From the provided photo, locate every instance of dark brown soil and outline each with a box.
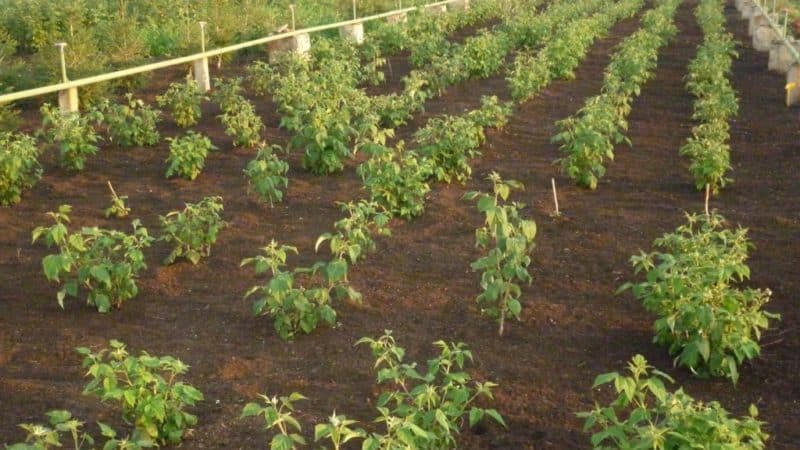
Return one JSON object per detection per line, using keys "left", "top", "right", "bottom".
{"left": 2, "top": 1, "right": 799, "bottom": 449}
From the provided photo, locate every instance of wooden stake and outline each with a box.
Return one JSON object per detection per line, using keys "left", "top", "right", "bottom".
{"left": 704, "top": 183, "right": 710, "bottom": 216}
{"left": 107, "top": 180, "right": 120, "bottom": 201}
{"left": 551, "top": 178, "right": 560, "bottom": 216}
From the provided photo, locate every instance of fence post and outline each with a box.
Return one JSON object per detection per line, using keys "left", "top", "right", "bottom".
{"left": 55, "top": 43, "right": 79, "bottom": 114}
{"left": 193, "top": 22, "right": 212, "bottom": 92}
{"left": 786, "top": 64, "right": 800, "bottom": 106}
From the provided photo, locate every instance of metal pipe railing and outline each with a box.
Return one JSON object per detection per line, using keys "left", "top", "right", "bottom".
{"left": 0, "top": 0, "right": 458, "bottom": 105}
{"left": 752, "top": 0, "right": 800, "bottom": 62}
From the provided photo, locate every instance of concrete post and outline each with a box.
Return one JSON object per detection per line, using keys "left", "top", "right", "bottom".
{"left": 58, "top": 88, "right": 79, "bottom": 114}
{"left": 55, "top": 43, "right": 79, "bottom": 113}
{"left": 749, "top": 13, "right": 769, "bottom": 36}
{"left": 268, "top": 33, "right": 311, "bottom": 63}
{"left": 193, "top": 22, "right": 211, "bottom": 92}
{"left": 753, "top": 25, "right": 777, "bottom": 52}
{"left": 386, "top": 12, "right": 408, "bottom": 24}
{"left": 450, "top": 0, "right": 470, "bottom": 10}
{"left": 742, "top": 3, "right": 757, "bottom": 19}
{"left": 425, "top": 4, "right": 447, "bottom": 14}
{"left": 786, "top": 64, "right": 800, "bottom": 106}
{"left": 340, "top": 22, "right": 365, "bottom": 44}
{"left": 767, "top": 41, "right": 799, "bottom": 73}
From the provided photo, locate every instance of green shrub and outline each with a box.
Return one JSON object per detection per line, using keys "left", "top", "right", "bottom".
{"left": 165, "top": 131, "right": 216, "bottom": 180}
{"left": 159, "top": 196, "right": 226, "bottom": 265}
{"left": 156, "top": 80, "right": 205, "bottom": 128}
{"left": 578, "top": 354, "right": 769, "bottom": 449}
{"left": 32, "top": 205, "right": 153, "bottom": 312}
{"left": 358, "top": 143, "right": 431, "bottom": 220}
{"left": 97, "top": 94, "right": 161, "bottom": 147}
{"left": 620, "top": 213, "right": 779, "bottom": 383}
{"left": 465, "top": 172, "right": 537, "bottom": 336}
{"left": 0, "top": 131, "right": 41, "bottom": 206}
{"left": 39, "top": 104, "right": 102, "bottom": 171}
{"left": 244, "top": 144, "right": 289, "bottom": 207}
{"left": 78, "top": 340, "right": 203, "bottom": 445}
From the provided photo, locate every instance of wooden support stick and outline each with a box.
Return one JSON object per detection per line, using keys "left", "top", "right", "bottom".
{"left": 551, "top": 178, "right": 560, "bottom": 217}
{"left": 705, "top": 183, "right": 710, "bottom": 216}
{"left": 107, "top": 181, "right": 120, "bottom": 201}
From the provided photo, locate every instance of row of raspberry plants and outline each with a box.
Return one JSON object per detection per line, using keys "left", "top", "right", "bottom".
{"left": 679, "top": 0, "right": 739, "bottom": 194}
{"left": 554, "top": 0, "right": 681, "bottom": 190}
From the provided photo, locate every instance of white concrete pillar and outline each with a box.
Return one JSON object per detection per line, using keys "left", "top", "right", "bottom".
{"left": 268, "top": 33, "right": 311, "bottom": 63}
{"left": 425, "top": 4, "right": 447, "bottom": 14}
{"left": 58, "top": 87, "right": 79, "bottom": 114}
{"left": 753, "top": 25, "right": 777, "bottom": 52}
{"left": 450, "top": 0, "right": 470, "bottom": 10}
{"left": 193, "top": 57, "right": 211, "bottom": 92}
{"left": 386, "top": 12, "right": 408, "bottom": 24}
{"left": 340, "top": 22, "right": 365, "bottom": 44}
{"left": 786, "top": 64, "right": 800, "bottom": 106}
{"left": 749, "top": 13, "right": 769, "bottom": 36}
{"left": 742, "top": 4, "right": 757, "bottom": 19}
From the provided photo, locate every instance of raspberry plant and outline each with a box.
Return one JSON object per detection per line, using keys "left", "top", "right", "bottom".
{"left": 242, "top": 332, "right": 505, "bottom": 449}
{"left": 620, "top": 213, "right": 779, "bottom": 383}
{"left": 358, "top": 332, "right": 506, "bottom": 449}
{"left": 77, "top": 340, "right": 203, "bottom": 445}
{"left": 165, "top": 131, "right": 217, "bottom": 180}
{"left": 39, "top": 103, "right": 102, "bottom": 171}
{"left": 244, "top": 144, "right": 289, "bottom": 207}
{"left": 5, "top": 409, "right": 154, "bottom": 450}
{"left": 156, "top": 79, "right": 205, "bottom": 128}
{"left": 241, "top": 241, "right": 337, "bottom": 340}
{"left": 159, "top": 196, "right": 226, "bottom": 265}
{"left": 465, "top": 172, "right": 537, "bottom": 336}
{"left": 218, "top": 96, "right": 264, "bottom": 148}
{"left": 32, "top": 205, "right": 153, "bottom": 313}
{"left": 211, "top": 76, "right": 245, "bottom": 112}
{"left": 578, "top": 355, "right": 769, "bottom": 449}
{"left": 0, "top": 131, "right": 41, "bottom": 206}
{"left": 95, "top": 94, "right": 161, "bottom": 147}
{"left": 357, "top": 143, "right": 431, "bottom": 220}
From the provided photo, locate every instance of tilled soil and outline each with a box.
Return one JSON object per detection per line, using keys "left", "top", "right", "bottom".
{"left": 1, "top": 1, "right": 799, "bottom": 448}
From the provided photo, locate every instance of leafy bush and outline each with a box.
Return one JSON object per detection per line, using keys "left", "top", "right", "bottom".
{"left": 156, "top": 79, "right": 205, "bottom": 128}
{"left": 315, "top": 200, "right": 392, "bottom": 267}
{"left": 465, "top": 172, "right": 537, "bottom": 336}
{"left": 416, "top": 115, "right": 484, "bottom": 184}
{"left": 5, "top": 409, "right": 153, "bottom": 450}
{"left": 96, "top": 94, "right": 161, "bottom": 147}
{"left": 159, "top": 196, "right": 226, "bottom": 265}
{"left": 244, "top": 144, "right": 289, "bottom": 207}
{"left": 0, "top": 131, "right": 41, "bottom": 206}
{"left": 554, "top": 0, "right": 679, "bottom": 189}
{"left": 165, "top": 131, "right": 217, "bottom": 180}
{"left": 32, "top": 205, "right": 153, "bottom": 312}
{"left": 680, "top": 0, "right": 739, "bottom": 194}
{"left": 620, "top": 213, "right": 779, "bottom": 383}
{"left": 272, "top": 57, "right": 387, "bottom": 175}
{"left": 218, "top": 97, "right": 264, "bottom": 148}
{"left": 77, "top": 340, "right": 203, "bottom": 445}
{"left": 578, "top": 354, "right": 769, "bottom": 449}
{"left": 39, "top": 104, "right": 102, "bottom": 171}
{"left": 357, "top": 331, "right": 506, "bottom": 449}
{"left": 241, "top": 241, "right": 337, "bottom": 340}
{"left": 211, "top": 76, "right": 245, "bottom": 112}
{"left": 242, "top": 332, "right": 505, "bottom": 450}
{"left": 358, "top": 143, "right": 431, "bottom": 220}
{"left": 461, "top": 30, "right": 510, "bottom": 79}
